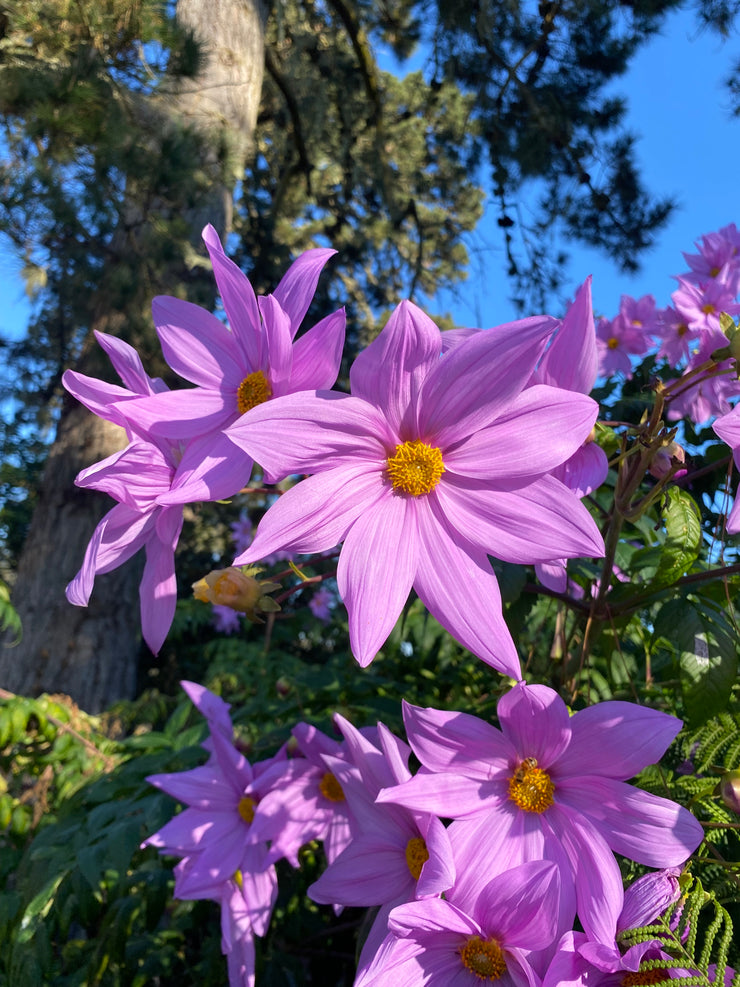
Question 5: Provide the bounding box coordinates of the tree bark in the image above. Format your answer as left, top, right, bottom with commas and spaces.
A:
1, 0, 267, 712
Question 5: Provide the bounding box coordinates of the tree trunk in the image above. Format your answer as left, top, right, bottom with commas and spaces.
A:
1, 0, 267, 712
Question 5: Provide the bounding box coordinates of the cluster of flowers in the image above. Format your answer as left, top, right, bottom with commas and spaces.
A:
595, 222, 740, 423
142, 680, 705, 986
63, 223, 740, 983
64, 224, 609, 669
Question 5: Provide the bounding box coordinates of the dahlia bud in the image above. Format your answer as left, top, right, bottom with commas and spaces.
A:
719, 769, 740, 815
649, 440, 686, 480
193, 566, 281, 623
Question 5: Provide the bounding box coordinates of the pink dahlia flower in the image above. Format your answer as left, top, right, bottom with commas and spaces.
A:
357, 859, 561, 987
377, 684, 703, 944
116, 224, 346, 504
226, 300, 604, 675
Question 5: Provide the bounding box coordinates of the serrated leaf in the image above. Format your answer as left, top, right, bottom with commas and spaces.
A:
652, 488, 702, 590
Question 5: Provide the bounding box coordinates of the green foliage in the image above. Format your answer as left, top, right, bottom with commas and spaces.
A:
0, 579, 20, 642
618, 874, 739, 985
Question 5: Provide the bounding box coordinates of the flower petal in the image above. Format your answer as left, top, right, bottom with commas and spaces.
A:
152, 294, 244, 388
139, 507, 182, 654
497, 683, 572, 766
288, 309, 346, 391
66, 505, 153, 605
226, 391, 393, 480
157, 431, 253, 505
400, 702, 515, 779
418, 316, 557, 446
350, 300, 442, 436
557, 776, 704, 867
437, 473, 604, 564
94, 330, 167, 395
114, 387, 232, 441
338, 493, 418, 666
259, 294, 293, 392
561, 702, 682, 780
413, 496, 522, 678
535, 277, 597, 393
273, 247, 337, 336
443, 386, 598, 483
202, 223, 263, 370
237, 462, 386, 561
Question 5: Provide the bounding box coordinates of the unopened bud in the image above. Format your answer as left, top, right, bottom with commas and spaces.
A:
649, 441, 686, 481
719, 769, 740, 814
193, 566, 281, 623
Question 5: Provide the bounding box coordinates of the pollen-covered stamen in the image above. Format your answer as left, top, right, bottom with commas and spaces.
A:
386, 439, 445, 496
237, 796, 256, 824
237, 370, 272, 414
621, 969, 670, 986
319, 771, 345, 802
460, 935, 506, 980
233, 868, 244, 890
508, 757, 555, 814
405, 836, 429, 880
701, 302, 717, 315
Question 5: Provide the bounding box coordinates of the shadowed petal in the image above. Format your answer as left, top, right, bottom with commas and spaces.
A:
350, 300, 442, 436
288, 309, 346, 391
139, 506, 182, 654
259, 294, 293, 393
551, 441, 609, 499
443, 386, 598, 483
547, 803, 623, 944
62, 370, 137, 427
157, 431, 253, 506
309, 836, 412, 906
536, 277, 597, 393
94, 330, 167, 395
413, 496, 522, 679
477, 861, 560, 949
66, 505, 153, 605
557, 776, 704, 867
75, 442, 171, 510
418, 316, 557, 446
272, 247, 337, 334
377, 768, 499, 819
497, 683, 572, 765
560, 702, 682, 780
113, 388, 232, 440
152, 294, 243, 388
400, 702, 515, 778
202, 223, 263, 370
438, 473, 604, 564
226, 391, 393, 480
238, 462, 386, 562
338, 493, 418, 666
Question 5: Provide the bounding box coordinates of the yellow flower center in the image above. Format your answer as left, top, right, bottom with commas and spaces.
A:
607, 336, 619, 350
701, 302, 716, 315
677, 323, 688, 337
237, 370, 272, 414
386, 440, 445, 496
233, 869, 244, 890
318, 772, 345, 802
621, 970, 669, 986
508, 757, 555, 814
237, 796, 256, 824
405, 836, 429, 880
460, 936, 506, 980
710, 265, 720, 277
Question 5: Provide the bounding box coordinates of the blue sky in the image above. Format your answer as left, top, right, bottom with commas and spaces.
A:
1, 7, 738, 344
434, 7, 740, 327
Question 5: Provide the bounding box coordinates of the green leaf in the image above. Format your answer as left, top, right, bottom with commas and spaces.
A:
0, 579, 21, 643
652, 596, 738, 726
652, 488, 702, 590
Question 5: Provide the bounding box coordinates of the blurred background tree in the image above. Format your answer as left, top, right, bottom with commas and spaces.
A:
0, 0, 737, 707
